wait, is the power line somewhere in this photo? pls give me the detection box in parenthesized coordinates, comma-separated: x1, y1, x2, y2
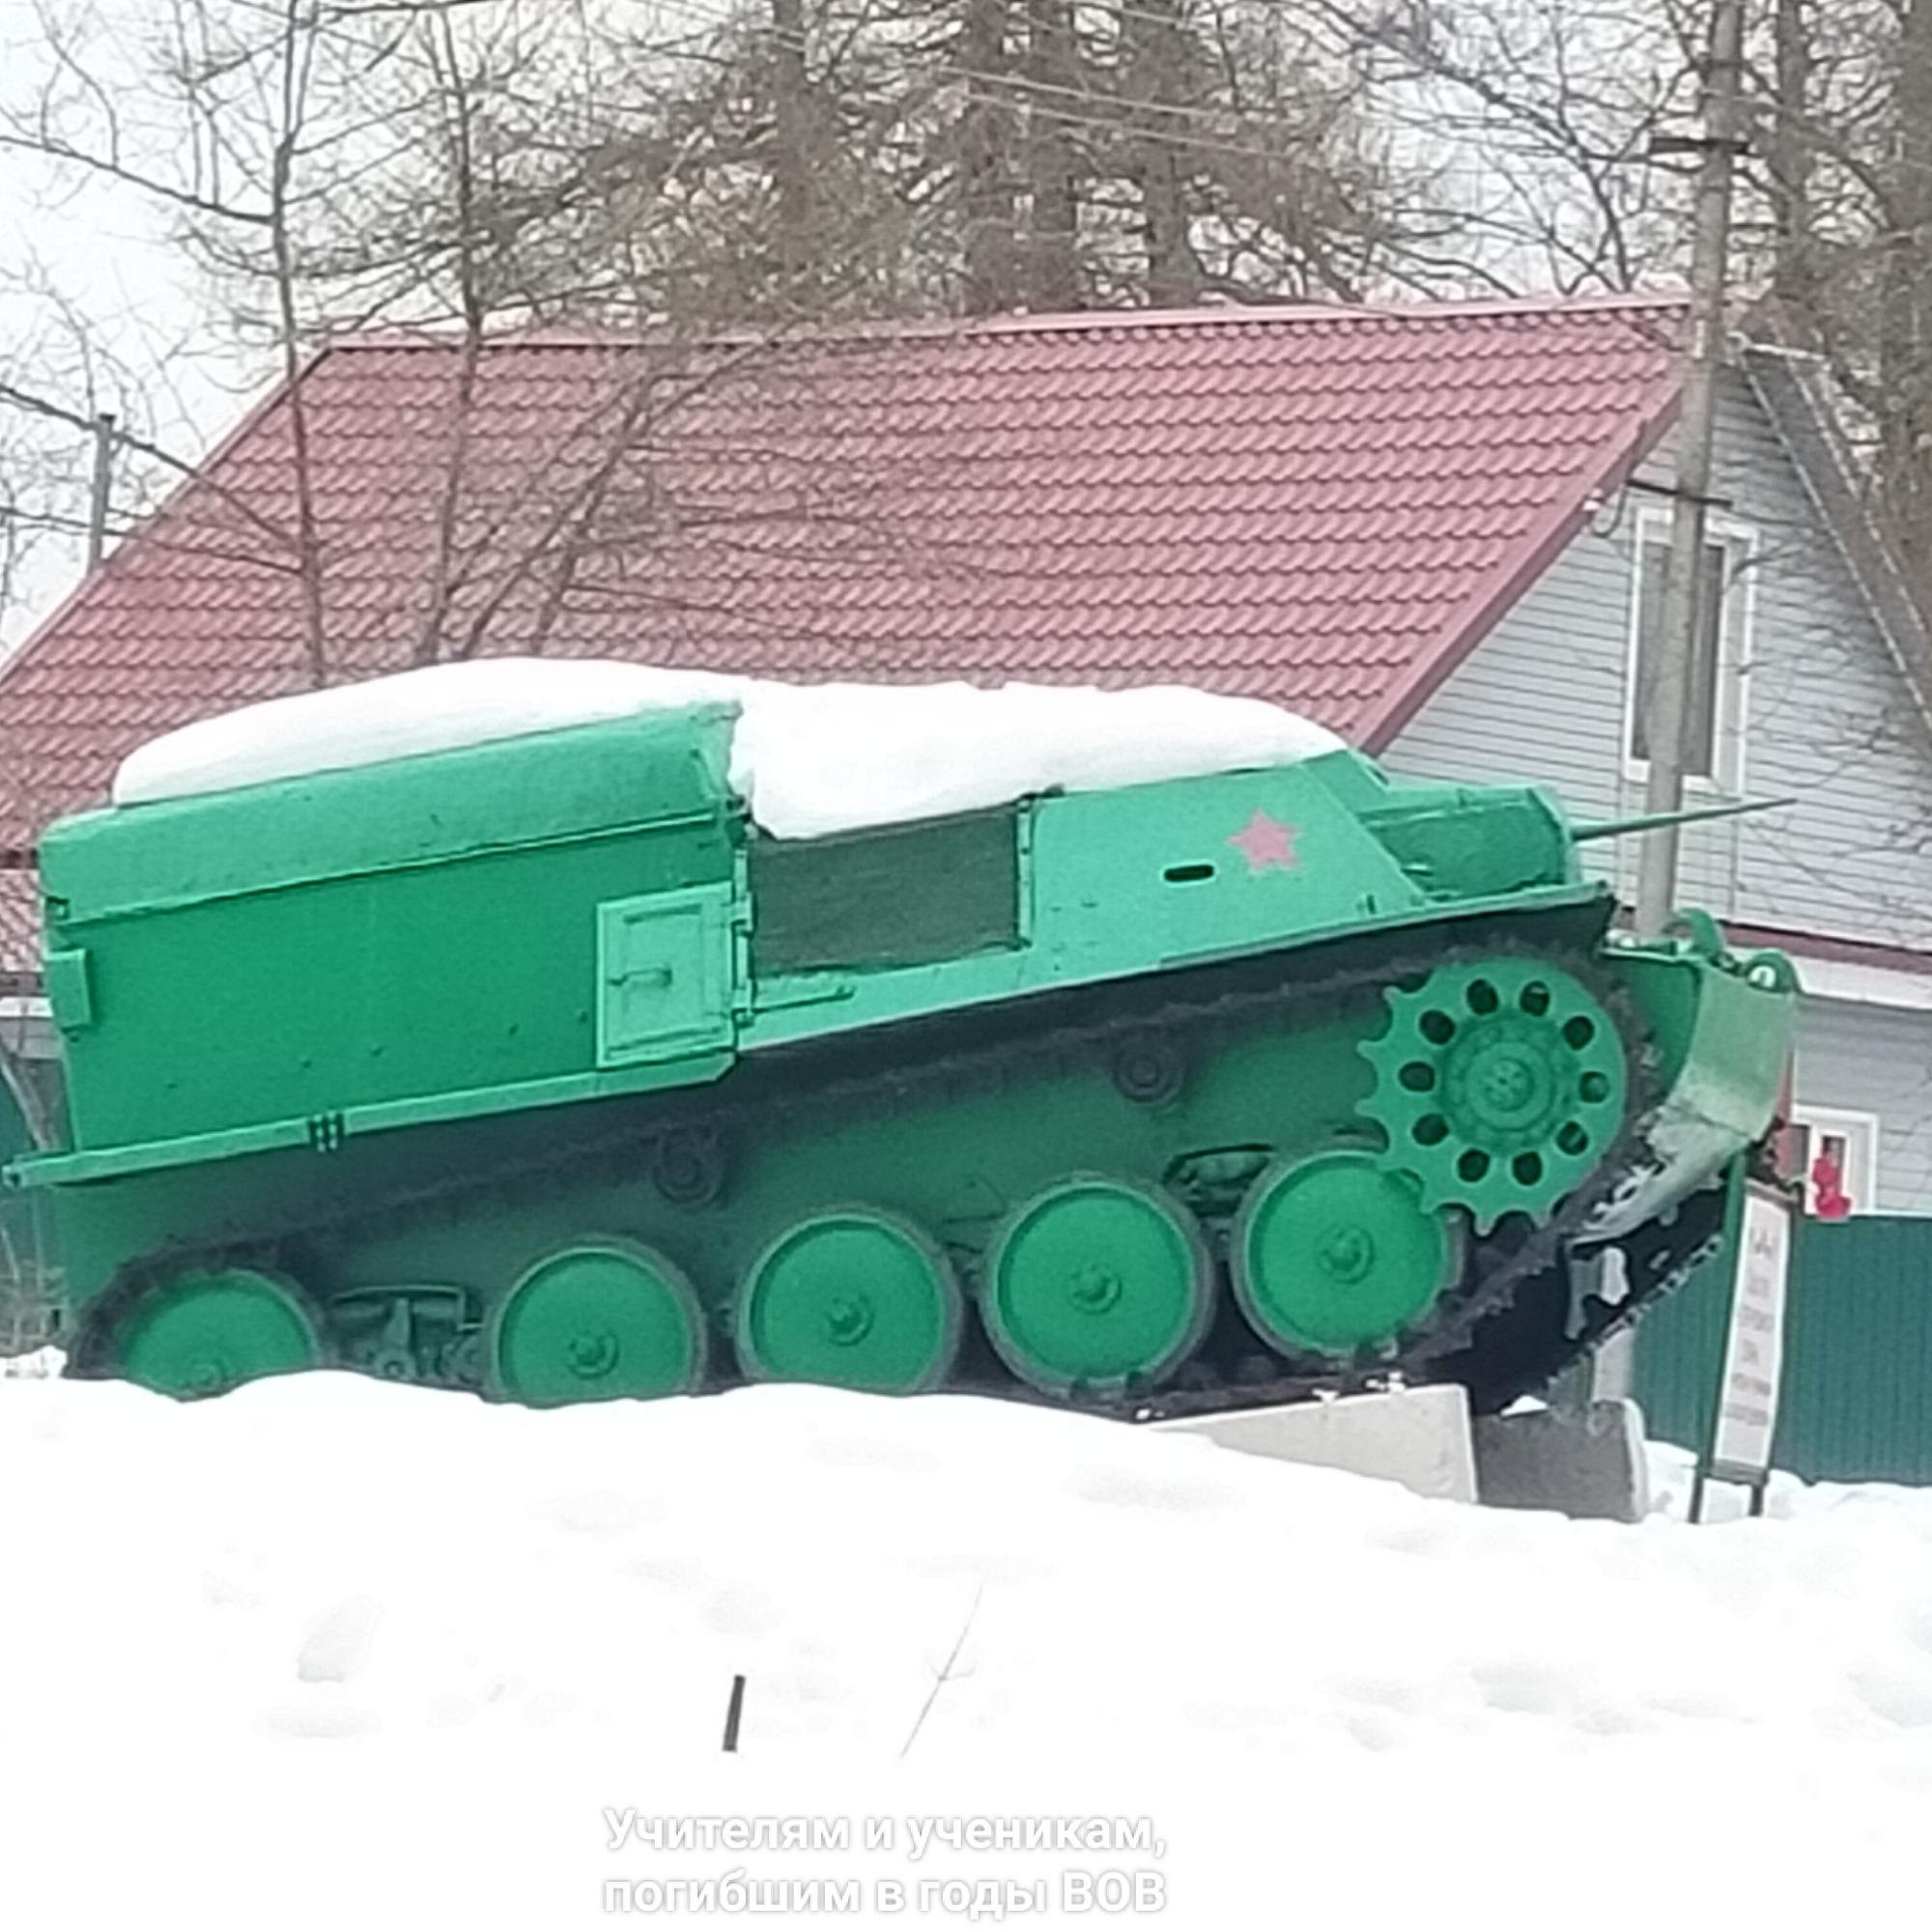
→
(613, 0, 1668, 182)
(170, 0, 1684, 192)
(952, 85, 1338, 173)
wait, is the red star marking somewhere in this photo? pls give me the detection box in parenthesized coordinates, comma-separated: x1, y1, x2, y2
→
(1228, 809, 1300, 874)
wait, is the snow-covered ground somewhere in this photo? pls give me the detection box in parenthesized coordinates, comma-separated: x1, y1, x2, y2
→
(5, 1373, 1931, 1929)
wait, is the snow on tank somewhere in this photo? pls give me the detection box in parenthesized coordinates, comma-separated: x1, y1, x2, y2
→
(109, 656, 1345, 840)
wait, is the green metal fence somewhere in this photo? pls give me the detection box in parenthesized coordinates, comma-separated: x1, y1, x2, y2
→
(1634, 1213, 1932, 1484)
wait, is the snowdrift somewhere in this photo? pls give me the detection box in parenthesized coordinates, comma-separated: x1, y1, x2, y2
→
(5, 1372, 1931, 1929)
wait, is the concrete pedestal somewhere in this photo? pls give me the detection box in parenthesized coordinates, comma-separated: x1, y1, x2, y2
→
(1158, 1384, 1654, 1522)
(1158, 1383, 1478, 1502)
(1472, 1398, 1650, 1522)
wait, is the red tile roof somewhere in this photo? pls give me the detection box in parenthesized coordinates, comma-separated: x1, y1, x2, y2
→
(0, 294, 1684, 966)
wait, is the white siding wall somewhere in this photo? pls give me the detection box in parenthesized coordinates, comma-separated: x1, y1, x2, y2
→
(1386, 364, 1932, 1210)
(1795, 1000, 1932, 1214)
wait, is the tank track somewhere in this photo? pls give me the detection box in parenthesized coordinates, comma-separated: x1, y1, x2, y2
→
(68, 914, 1707, 1419)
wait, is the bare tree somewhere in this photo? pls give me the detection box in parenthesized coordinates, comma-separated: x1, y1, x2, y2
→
(952, 0, 1022, 312)
(1304, 0, 1695, 296)
(1023, 0, 1083, 308)
(1, 1, 834, 675)
(1122, 0, 1205, 303)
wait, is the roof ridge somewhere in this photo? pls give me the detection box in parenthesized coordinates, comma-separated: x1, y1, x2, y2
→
(320, 290, 1691, 356)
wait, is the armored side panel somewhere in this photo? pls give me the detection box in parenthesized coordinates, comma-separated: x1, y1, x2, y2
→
(37, 704, 742, 1171)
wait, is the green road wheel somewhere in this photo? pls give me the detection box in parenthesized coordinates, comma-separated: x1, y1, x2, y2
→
(981, 1177, 1211, 1396)
(737, 1209, 961, 1394)
(490, 1238, 706, 1406)
(113, 1267, 323, 1400)
(1233, 1150, 1462, 1356)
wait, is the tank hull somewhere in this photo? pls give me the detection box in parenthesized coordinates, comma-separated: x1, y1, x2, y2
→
(11, 681, 1798, 1413)
(49, 902, 1784, 1416)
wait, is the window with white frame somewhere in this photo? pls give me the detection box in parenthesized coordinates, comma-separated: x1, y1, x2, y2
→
(1790, 1105, 1880, 1218)
(1625, 512, 1753, 791)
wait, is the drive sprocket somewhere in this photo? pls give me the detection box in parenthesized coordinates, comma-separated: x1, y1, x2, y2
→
(1357, 956, 1629, 1234)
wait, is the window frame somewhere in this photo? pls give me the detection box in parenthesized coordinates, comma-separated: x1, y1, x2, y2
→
(1621, 506, 1756, 796)
(1790, 1103, 1882, 1218)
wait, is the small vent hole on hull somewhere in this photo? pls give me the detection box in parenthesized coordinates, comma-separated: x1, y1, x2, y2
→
(1163, 863, 1216, 884)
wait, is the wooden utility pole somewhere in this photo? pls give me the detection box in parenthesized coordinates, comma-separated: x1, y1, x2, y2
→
(1768, 0, 1814, 329)
(1597, 0, 1749, 1412)
(1632, 0, 1749, 938)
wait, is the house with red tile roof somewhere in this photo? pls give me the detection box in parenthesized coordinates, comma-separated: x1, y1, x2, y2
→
(3, 293, 1930, 1214)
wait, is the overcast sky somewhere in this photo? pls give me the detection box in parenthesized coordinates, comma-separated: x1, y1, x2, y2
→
(0, 0, 270, 642)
